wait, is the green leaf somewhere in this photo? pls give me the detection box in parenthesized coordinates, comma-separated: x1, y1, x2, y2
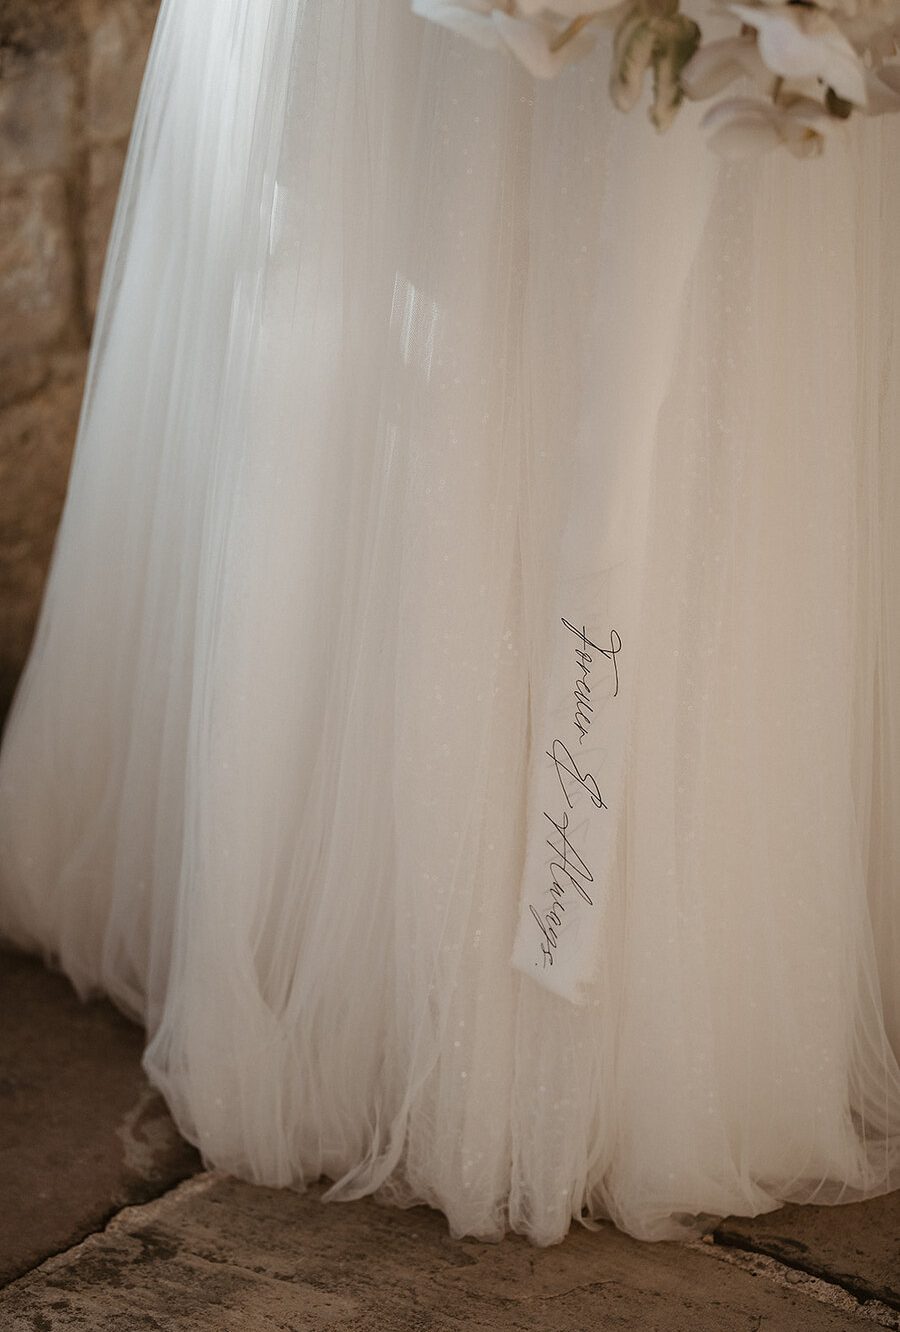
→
(612, 13, 657, 111)
(651, 15, 702, 129)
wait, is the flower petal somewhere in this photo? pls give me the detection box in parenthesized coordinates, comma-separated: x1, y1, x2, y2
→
(680, 34, 775, 98)
(729, 3, 868, 105)
(411, 0, 502, 48)
(701, 94, 828, 156)
(862, 62, 900, 109)
(876, 60, 900, 88)
(492, 10, 594, 75)
(704, 104, 787, 155)
(516, 0, 623, 15)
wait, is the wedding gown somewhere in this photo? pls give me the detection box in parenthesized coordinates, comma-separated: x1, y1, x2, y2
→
(1, 0, 899, 1246)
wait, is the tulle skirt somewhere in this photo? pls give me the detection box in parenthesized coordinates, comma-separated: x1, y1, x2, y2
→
(1, 0, 899, 1244)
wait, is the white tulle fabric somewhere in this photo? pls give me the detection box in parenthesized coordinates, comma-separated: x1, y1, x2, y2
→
(1, 0, 899, 1244)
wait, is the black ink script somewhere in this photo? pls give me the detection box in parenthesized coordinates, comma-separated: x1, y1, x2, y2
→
(560, 620, 622, 745)
(527, 619, 622, 972)
(529, 777, 601, 970)
(546, 738, 607, 813)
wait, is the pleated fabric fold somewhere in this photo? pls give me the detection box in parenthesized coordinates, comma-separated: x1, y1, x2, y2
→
(1, 0, 898, 1244)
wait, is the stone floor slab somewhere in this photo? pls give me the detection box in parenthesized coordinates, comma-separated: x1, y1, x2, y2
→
(4, 948, 900, 1329)
(715, 1191, 900, 1312)
(0, 1173, 893, 1331)
(0, 948, 199, 1284)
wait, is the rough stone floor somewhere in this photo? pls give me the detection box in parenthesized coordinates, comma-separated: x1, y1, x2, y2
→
(1, 947, 898, 1332)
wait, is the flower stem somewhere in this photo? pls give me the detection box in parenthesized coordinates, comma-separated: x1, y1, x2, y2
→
(549, 12, 600, 52)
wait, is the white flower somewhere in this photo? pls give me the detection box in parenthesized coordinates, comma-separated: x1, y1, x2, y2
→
(516, 0, 606, 14)
(493, 8, 599, 75)
(680, 34, 777, 98)
(729, 3, 868, 105)
(411, 0, 504, 50)
(701, 93, 830, 154)
(412, 0, 900, 158)
(861, 61, 900, 109)
(411, 1, 618, 77)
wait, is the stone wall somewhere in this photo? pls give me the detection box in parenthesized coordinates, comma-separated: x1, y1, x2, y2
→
(0, 0, 160, 721)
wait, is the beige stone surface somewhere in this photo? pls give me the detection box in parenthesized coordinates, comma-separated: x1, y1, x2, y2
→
(0, 5, 82, 79)
(0, 352, 86, 717)
(84, 139, 126, 319)
(0, 949, 199, 1287)
(0, 350, 51, 410)
(81, 0, 158, 142)
(716, 1193, 900, 1311)
(0, 174, 75, 355)
(2, 1172, 896, 1332)
(0, 63, 75, 176)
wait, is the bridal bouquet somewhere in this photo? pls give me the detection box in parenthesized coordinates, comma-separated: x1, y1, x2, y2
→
(413, 0, 900, 156)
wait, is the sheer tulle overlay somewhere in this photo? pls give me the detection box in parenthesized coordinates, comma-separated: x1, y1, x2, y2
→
(1, 0, 899, 1244)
